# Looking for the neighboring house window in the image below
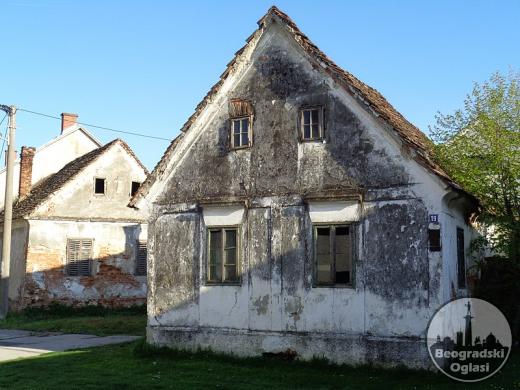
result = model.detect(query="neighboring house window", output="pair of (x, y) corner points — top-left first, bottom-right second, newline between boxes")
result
(207, 227), (239, 284)
(131, 181), (141, 197)
(95, 178), (106, 195)
(231, 117), (251, 149)
(66, 239), (93, 276)
(314, 225), (353, 286)
(457, 227), (466, 288)
(300, 107), (324, 141)
(135, 240), (147, 276)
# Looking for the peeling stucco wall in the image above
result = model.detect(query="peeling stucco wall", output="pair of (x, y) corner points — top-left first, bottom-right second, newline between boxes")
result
(22, 220), (147, 308)
(146, 21), (473, 366)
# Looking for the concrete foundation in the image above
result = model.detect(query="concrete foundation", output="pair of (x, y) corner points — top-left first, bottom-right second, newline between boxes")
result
(147, 326), (432, 369)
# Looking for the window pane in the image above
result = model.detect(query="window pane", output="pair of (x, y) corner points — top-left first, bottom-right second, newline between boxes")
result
(311, 109), (319, 124)
(224, 230), (238, 281)
(233, 120), (241, 134)
(224, 264), (237, 282)
(311, 124), (320, 139)
(209, 230), (222, 281)
(303, 124), (311, 139)
(209, 265), (220, 281)
(241, 132), (249, 146)
(335, 226), (351, 284)
(225, 229), (236, 249)
(241, 118), (249, 133)
(303, 110), (311, 125)
(234, 134), (241, 147)
(316, 227), (332, 283)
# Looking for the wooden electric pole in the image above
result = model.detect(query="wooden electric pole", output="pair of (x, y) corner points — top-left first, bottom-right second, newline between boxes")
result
(0, 105), (16, 319)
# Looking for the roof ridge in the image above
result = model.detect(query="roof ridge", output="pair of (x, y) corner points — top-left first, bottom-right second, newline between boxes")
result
(3, 139), (120, 219)
(130, 6), (470, 207)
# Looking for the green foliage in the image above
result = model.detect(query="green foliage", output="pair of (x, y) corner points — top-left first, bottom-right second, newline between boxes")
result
(430, 70), (520, 259)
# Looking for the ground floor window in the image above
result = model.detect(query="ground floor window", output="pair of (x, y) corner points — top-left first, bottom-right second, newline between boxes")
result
(207, 227), (239, 284)
(314, 225), (353, 286)
(66, 239), (93, 276)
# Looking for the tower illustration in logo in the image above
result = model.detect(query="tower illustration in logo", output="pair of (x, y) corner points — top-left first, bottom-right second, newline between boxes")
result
(427, 298), (511, 382)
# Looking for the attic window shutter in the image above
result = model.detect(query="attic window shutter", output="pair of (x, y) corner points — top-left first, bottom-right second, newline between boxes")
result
(135, 240), (147, 276)
(66, 239), (93, 276)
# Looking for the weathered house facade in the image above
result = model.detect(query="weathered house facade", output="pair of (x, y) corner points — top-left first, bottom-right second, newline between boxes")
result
(1, 115), (149, 310)
(131, 7), (478, 367)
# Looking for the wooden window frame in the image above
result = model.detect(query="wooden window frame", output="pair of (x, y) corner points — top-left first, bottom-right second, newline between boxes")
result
(66, 238), (93, 277)
(206, 226), (241, 285)
(299, 106), (324, 142)
(313, 223), (354, 288)
(230, 116), (253, 150)
(135, 240), (147, 276)
(94, 177), (106, 196)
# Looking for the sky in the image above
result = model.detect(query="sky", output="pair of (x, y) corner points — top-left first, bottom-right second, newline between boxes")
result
(1, 0), (519, 170)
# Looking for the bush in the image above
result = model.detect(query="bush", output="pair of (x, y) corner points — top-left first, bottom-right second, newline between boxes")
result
(12, 302), (146, 320)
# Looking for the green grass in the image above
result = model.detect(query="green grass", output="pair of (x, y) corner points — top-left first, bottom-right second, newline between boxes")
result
(0, 340), (518, 389)
(0, 303), (146, 336)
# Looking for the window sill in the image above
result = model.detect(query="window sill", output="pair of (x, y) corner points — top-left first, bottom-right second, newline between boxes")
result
(65, 275), (94, 278)
(230, 146), (251, 151)
(205, 282), (242, 287)
(312, 284), (355, 289)
(299, 138), (324, 143)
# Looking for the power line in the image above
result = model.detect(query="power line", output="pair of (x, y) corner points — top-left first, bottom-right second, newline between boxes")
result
(18, 108), (172, 142)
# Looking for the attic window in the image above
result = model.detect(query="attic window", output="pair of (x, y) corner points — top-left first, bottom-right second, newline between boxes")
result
(94, 178), (106, 195)
(231, 117), (251, 149)
(131, 181), (141, 197)
(300, 107), (324, 141)
(229, 98), (253, 150)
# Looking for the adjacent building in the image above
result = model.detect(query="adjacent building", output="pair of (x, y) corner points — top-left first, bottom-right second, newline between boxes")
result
(132, 7), (479, 367)
(1, 114), (148, 310)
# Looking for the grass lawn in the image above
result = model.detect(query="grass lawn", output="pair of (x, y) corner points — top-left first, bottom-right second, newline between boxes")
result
(0, 340), (518, 389)
(0, 304), (146, 336)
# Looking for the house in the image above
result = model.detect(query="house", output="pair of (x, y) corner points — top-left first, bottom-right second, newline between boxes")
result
(1, 114), (149, 310)
(130, 7), (479, 367)
(0, 113), (102, 209)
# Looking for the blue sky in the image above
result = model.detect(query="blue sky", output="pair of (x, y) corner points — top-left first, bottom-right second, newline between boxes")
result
(1, 0), (519, 169)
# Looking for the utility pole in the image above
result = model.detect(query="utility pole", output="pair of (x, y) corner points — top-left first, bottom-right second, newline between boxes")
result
(0, 105), (16, 319)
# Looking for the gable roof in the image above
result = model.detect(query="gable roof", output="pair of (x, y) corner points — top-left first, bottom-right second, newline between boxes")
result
(130, 6), (473, 208)
(0, 125), (102, 177)
(3, 139), (148, 219)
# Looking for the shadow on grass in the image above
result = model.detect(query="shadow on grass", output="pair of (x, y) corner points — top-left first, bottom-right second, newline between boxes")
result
(0, 340), (517, 390)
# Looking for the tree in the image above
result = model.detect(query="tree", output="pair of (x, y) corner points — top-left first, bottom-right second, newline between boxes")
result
(430, 70), (520, 260)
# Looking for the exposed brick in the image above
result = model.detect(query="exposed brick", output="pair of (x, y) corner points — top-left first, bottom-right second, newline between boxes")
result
(19, 146), (36, 199)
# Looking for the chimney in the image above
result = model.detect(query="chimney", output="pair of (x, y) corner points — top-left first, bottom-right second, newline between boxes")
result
(61, 112), (78, 133)
(19, 146), (36, 198)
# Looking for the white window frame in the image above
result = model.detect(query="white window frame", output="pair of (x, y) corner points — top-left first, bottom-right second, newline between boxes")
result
(230, 116), (252, 149)
(300, 106), (324, 141)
